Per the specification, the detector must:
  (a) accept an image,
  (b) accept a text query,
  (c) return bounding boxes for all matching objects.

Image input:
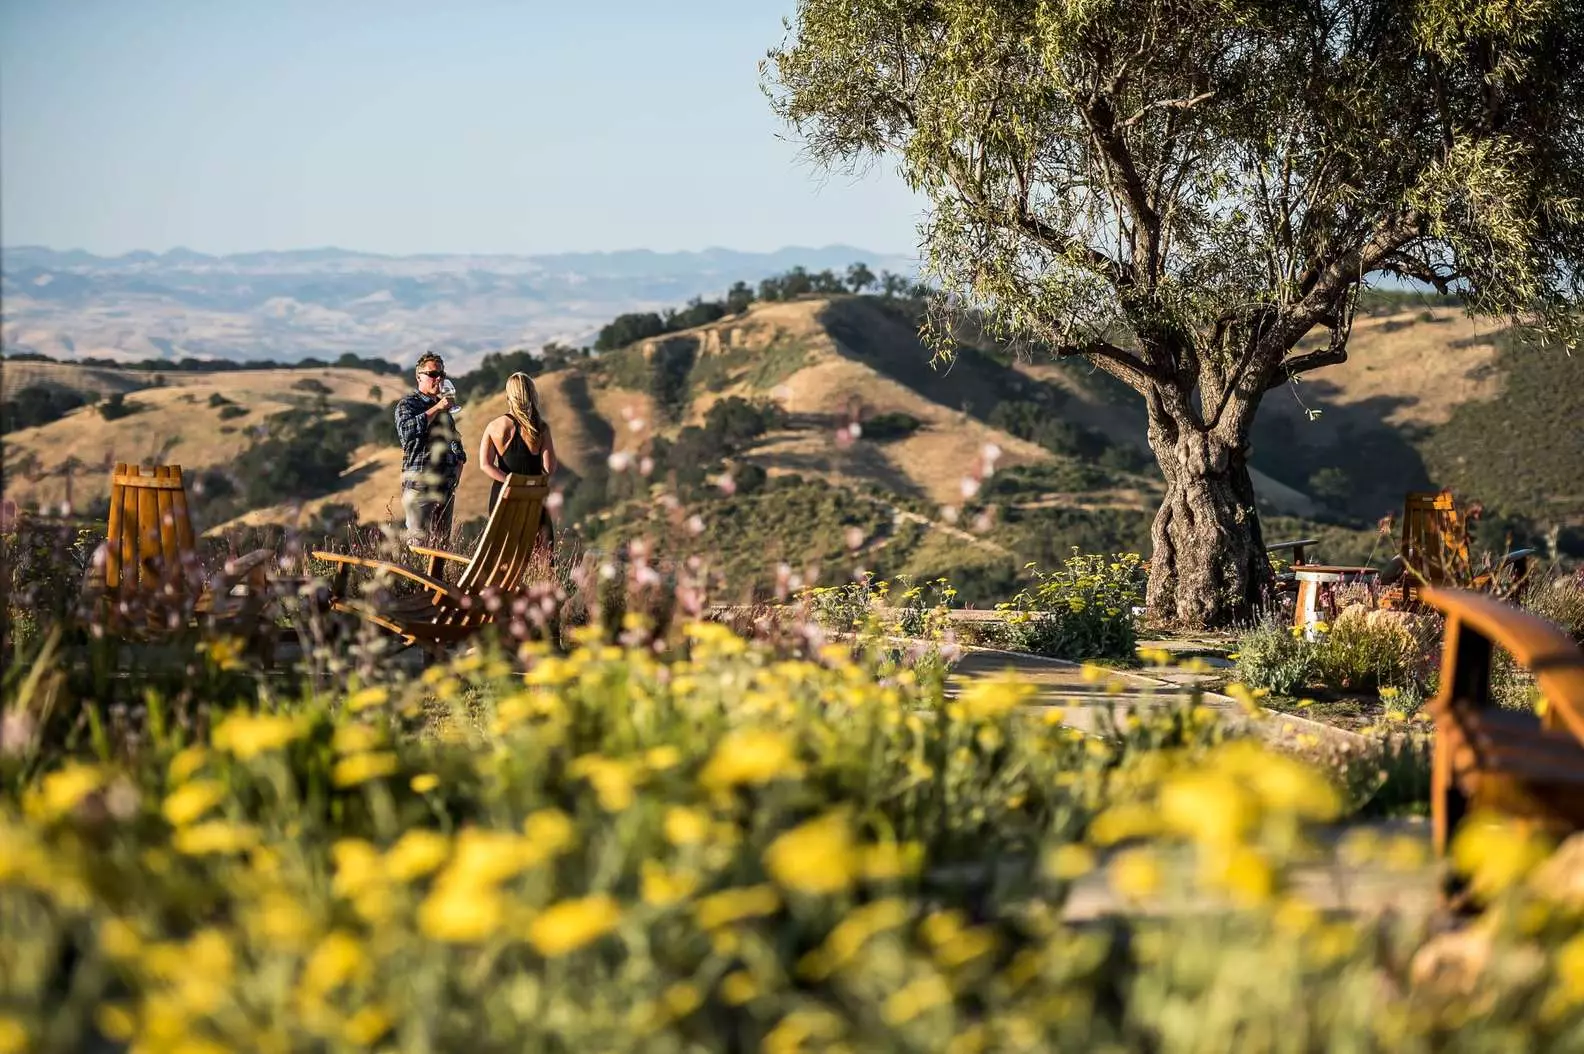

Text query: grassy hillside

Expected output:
[5,292,1579,598]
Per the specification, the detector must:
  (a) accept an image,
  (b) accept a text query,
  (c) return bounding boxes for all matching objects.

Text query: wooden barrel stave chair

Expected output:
[85,463,278,646]
[310,473,552,657]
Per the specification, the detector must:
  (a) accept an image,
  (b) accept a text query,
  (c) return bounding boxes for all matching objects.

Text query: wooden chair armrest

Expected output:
[1422,587,1584,745]
[218,549,276,584]
[1265,538,1319,554]
[408,543,471,565]
[308,550,465,602]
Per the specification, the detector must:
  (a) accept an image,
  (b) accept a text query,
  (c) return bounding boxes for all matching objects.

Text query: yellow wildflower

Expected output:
[343,1006,392,1046]
[1136,646,1171,667]
[252,891,314,950]
[302,931,369,994]
[0,1018,25,1054]
[1207,845,1275,905]
[1110,847,1162,901]
[698,728,801,790]
[1556,933,1584,1005]
[764,812,857,896]
[640,860,701,906]
[527,894,622,957]
[199,635,247,671]
[98,918,142,960]
[446,828,533,886]
[32,762,105,820]
[644,745,682,771]
[1044,843,1096,880]
[860,841,923,881]
[567,754,639,812]
[881,973,953,1026]
[720,970,759,1005]
[798,898,909,980]
[1159,771,1254,849]
[955,675,1034,721]
[410,773,440,794]
[332,723,382,754]
[1088,802,1160,845]
[168,746,208,784]
[211,711,305,760]
[95,1004,135,1042]
[332,839,385,899]
[665,805,711,846]
[345,686,389,712]
[1452,815,1553,898]
[161,779,226,828]
[695,884,781,929]
[384,829,450,882]
[172,820,258,856]
[417,884,505,943]
[663,982,702,1020]
[522,808,576,858]
[332,751,399,788]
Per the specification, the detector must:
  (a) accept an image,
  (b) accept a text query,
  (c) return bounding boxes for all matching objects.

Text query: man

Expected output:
[395,351,466,544]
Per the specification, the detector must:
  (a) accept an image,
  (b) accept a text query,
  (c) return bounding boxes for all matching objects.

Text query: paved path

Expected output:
[943,645,1442,920]
[946,645,1368,748]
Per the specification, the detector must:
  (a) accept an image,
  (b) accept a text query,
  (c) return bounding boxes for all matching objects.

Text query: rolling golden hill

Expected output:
[5,295,1580,572]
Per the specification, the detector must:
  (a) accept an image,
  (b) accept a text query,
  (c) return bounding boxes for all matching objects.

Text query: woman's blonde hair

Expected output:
[505,372,544,449]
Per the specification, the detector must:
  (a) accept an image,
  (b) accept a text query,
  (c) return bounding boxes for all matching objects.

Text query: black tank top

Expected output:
[488,418,547,513]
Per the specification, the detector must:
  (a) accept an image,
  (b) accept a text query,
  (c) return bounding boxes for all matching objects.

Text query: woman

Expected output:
[478,372,558,525]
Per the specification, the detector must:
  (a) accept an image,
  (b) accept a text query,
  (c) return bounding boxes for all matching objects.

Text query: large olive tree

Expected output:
[764,0,1584,626]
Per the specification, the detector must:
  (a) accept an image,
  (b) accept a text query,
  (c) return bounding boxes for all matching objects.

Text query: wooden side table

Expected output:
[1292,565,1379,640]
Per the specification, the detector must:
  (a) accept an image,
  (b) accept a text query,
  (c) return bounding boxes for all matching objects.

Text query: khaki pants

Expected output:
[402,486,455,546]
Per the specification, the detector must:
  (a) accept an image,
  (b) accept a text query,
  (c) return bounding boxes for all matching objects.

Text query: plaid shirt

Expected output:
[395,391,465,493]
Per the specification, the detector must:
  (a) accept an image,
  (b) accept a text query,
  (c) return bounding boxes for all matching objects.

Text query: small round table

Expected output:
[1291,565,1379,640]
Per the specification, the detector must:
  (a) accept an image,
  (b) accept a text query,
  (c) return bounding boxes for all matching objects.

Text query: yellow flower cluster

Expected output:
[4,610,1582,1052]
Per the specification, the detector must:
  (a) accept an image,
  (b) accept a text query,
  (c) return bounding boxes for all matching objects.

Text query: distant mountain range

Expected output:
[0,244,920,370]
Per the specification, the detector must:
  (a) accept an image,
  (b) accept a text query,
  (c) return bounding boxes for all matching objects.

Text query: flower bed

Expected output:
[4,620,1584,1050]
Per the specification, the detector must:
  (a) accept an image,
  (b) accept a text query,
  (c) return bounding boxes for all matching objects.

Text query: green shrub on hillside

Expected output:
[96,392,139,421]
[0,385,90,433]
[860,411,923,441]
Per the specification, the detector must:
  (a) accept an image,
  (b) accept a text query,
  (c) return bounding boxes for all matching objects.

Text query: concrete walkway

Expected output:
[943,645,1442,919]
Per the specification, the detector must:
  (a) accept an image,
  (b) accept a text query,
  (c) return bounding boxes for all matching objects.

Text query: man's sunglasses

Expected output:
[418,370,445,379]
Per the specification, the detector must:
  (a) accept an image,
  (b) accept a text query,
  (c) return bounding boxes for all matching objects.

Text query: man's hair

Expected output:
[416,351,445,372]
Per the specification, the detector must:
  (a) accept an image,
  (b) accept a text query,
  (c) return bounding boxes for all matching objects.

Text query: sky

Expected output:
[0,0,927,257]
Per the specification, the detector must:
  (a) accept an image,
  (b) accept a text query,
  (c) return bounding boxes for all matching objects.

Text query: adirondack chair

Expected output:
[84,463,277,644]
[1380,490,1535,608]
[1421,587,1584,908]
[310,473,552,656]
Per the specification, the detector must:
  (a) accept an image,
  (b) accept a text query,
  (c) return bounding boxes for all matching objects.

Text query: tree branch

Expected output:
[1117,89,1216,129]
[1264,346,1347,390]
[1011,210,1135,289]
[1051,338,1164,392]
[1378,252,1461,295]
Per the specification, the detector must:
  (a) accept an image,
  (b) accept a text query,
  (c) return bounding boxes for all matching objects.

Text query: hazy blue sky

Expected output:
[1,0,926,256]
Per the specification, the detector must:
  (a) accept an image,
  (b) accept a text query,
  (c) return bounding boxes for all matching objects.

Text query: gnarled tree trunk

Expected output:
[1144,405,1273,628]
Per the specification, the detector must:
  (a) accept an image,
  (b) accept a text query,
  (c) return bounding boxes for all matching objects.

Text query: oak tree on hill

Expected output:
[765,0,1584,626]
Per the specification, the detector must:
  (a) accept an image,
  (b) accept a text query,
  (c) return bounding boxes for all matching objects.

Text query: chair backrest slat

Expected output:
[455,474,549,596]
[118,470,141,596]
[170,465,196,555]
[155,466,181,571]
[106,462,128,590]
